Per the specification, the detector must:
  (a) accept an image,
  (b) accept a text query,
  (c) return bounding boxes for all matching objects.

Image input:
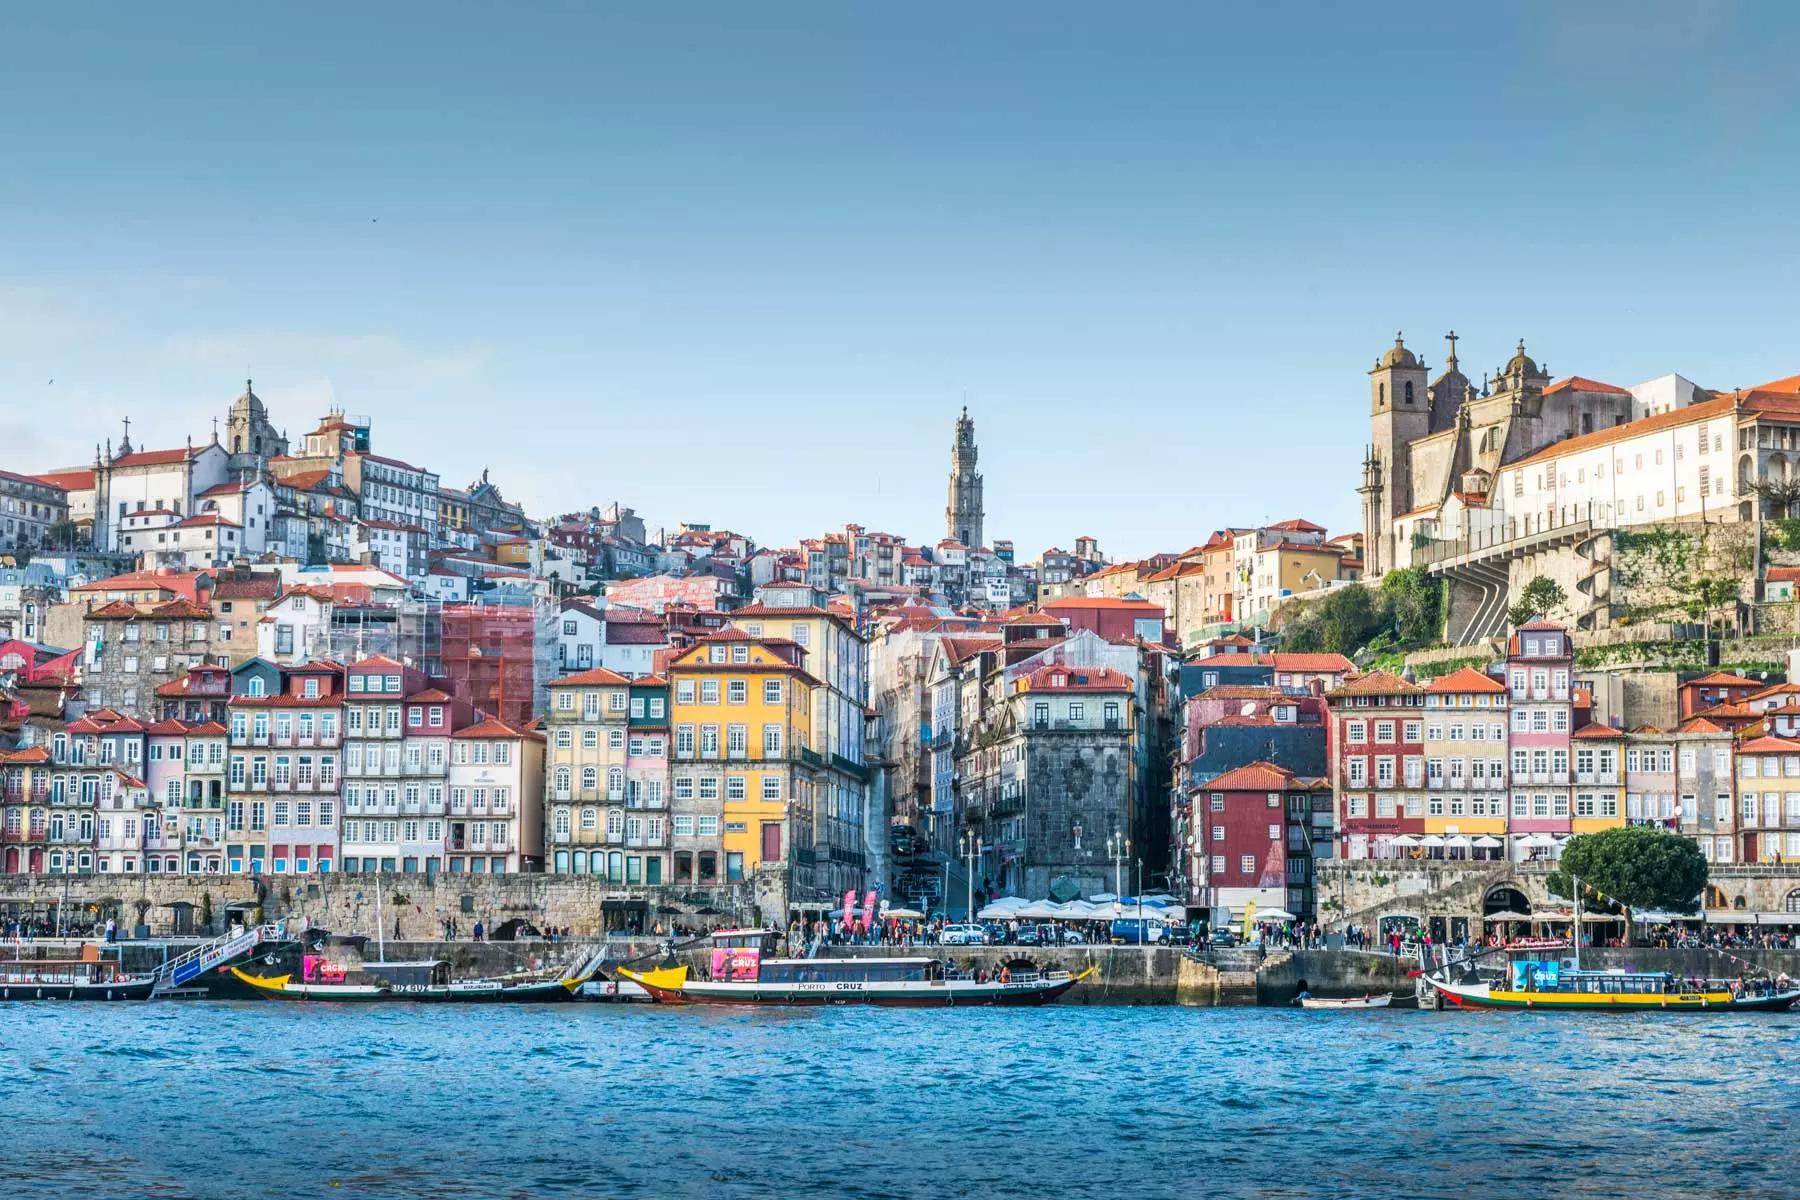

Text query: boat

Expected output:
[1299,993,1393,1010]
[1430,966,1800,1013]
[617,956,1093,1007]
[229,946,605,1003]
[1426,870,1800,1014]
[0,948,155,1001]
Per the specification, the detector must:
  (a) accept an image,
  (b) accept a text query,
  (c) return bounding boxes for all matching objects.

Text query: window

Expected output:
[1239,855,1255,875]
[700,680,719,705]
[1345,721,1366,744]
[1374,721,1394,744]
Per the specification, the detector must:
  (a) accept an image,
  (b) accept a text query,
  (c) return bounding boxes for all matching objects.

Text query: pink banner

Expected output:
[864,890,879,931]
[842,890,856,928]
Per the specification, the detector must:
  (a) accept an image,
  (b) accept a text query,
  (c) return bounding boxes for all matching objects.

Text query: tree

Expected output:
[1507,575,1568,628]
[1314,583,1382,655]
[1545,826,1707,946]
[1379,567,1444,646]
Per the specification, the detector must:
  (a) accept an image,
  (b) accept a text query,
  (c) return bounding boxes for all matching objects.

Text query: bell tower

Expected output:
[945,407,984,549]
[1365,332,1430,578]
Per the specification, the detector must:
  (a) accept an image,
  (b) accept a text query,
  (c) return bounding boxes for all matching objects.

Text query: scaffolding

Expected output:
[437,598,559,727]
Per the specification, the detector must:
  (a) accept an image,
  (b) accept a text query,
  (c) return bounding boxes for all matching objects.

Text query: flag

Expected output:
[842,890,856,928]
[864,890,879,930]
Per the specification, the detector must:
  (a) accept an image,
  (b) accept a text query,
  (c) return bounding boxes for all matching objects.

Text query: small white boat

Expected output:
[1298,993,1393,1010]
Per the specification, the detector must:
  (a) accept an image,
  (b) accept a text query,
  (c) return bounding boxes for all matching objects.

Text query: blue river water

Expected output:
[2,1002,1795,1199]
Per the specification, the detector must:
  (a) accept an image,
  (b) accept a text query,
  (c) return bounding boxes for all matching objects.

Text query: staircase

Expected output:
[156,924,279,991]
[1210,946,1269,1006]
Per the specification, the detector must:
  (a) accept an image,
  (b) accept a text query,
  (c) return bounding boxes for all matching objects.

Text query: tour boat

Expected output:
[1430,969,1800,1013]
[229,950,602,1003]
[617,957,1094,1006]
[0,954,155,1001]
[1427,871,1800,1014]
[1298,993,1393,1010]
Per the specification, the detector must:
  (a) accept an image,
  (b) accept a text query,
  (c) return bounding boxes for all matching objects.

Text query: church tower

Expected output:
[1363,333,1430,577]
[945,407,984,548]
[225,379,290,477]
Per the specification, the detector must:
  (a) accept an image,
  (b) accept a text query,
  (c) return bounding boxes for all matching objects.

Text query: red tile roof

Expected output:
[1736,735,1800,754]
[113,447,194,467]
[1267,518,1326,533]
[1270,652,1356,674]
[1676,716,1728,734]
[1685,671,1756,688]
[1766,567,1800,584]
[1329,670,1422,698]
[30,469,94,493]
[1425,666,1507,694]
[1041,596,1162,612]
[1572,723,1626,739]
[552,667,631,686]
[1509,394,1736,469]
[1203,761,1297,791]
[1020,664,1132,693]
[452,717,533,740]
[1543,376,1631,397]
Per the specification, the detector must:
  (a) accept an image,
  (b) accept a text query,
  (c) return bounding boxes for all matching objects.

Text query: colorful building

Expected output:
[544,667,635,877]
[1421,667,1509,852]
[1326,670,1425,859]
[1505,620,1575,852]
[448,717,545,874]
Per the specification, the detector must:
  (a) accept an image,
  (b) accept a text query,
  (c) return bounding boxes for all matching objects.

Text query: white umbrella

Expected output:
[1088,893,1118,903]
[1254,909,1298,923]
[1519,833,1559,848]
[1483,910,1534,922]
[1387,834,1421,847]
[1472,835,1503,848]
[882,907,925,920]
[1444,835,1473,847]
[1016,902,1062,921]
[1418,835,1447,848]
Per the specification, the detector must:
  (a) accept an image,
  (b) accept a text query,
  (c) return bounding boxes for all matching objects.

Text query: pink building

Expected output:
[1505,619,1575,855]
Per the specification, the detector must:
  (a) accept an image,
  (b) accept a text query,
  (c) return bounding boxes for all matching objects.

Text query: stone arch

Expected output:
[1482,883,1530,916]
[1703,885,1727,909]
[1733,895,1748,910]
[1739,454,1755,493]
[1404,381,1414,406]
[1786,889,1800,915]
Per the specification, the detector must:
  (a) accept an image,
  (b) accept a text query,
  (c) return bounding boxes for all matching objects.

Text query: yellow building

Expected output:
[729,589,869,901]
[1570,724,1626,835]
[1422,667,1510,843]
[668,630,817,916]
[543,667,638,877]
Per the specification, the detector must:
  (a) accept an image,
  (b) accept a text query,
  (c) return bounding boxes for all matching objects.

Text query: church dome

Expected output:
[1380,333,1417,369]
[1505,340,1538,376]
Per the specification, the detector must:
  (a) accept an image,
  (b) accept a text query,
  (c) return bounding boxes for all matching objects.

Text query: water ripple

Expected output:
[0,1004,1793,1198]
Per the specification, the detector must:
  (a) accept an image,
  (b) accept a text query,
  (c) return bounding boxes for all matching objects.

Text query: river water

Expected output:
[3,1002,1793,1199]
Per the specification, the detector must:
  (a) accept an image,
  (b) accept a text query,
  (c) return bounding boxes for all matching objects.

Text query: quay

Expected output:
[13,932,1796,1006]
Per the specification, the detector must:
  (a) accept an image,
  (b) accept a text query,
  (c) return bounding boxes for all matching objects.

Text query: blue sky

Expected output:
[3,3,1798,560]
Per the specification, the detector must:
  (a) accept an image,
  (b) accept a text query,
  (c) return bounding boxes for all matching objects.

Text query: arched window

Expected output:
[607,767,624,798]
[580,766,597,791]
[606,809,623,837]
[253,436,261,455]
[1404,381,1414,405]
[580,806,597,830]
[553,766,570,796]
[1377,383,1385,407]
[1703,885,1727,909]
[1785,889,1800,914]
[233,436,242,453]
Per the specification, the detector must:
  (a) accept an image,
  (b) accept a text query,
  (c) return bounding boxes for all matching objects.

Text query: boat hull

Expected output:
[618,965,1093,1007]
[0,977,156,1002]
[1300,994,1393,1010]
[1433,978,1800,1013]
[229,968,587,1003]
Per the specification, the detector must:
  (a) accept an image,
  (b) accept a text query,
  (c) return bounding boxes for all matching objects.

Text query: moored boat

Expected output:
[0,949,155,1001]
[617,956,1094,1007]
[229,946,604,1003]
[1299,993,1393,1010]
[1430,967,1800,1013]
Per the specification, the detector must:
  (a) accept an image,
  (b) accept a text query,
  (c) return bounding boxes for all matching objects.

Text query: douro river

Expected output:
[3,1002,1792,1198]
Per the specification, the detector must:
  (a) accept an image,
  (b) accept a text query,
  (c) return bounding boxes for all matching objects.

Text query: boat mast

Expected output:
[1572,873,1581,974]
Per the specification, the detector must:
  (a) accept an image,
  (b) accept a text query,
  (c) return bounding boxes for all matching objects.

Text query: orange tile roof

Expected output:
[1268,518,1326,532]
[552,667,632,686]
[113,447,194,467]
[452,717,531,739]
[1736,735,1800,754]
[30,469,94,492]
[1686,671,1756,688]
[1041,596,1162,612]
[1425,666,1507,694]
[1543,376,1630,396]
[1572,723,1626,739]
[1676,716,1728,734]
[1270,653,1355,674]
[1203,761,1298,791]
[1020,664,1132,693]
[1509,394,1736,469]
[1330,669,1422,697]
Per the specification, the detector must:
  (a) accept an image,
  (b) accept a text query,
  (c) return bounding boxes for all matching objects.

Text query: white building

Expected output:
[448,717,546,874]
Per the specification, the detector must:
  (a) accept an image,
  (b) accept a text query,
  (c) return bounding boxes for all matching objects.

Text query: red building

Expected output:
[1326,670,1426,859]
[1039,596,1168,644]
[1194,761,1332,921]
[439,604,536,730]
[1679,671,1762,720]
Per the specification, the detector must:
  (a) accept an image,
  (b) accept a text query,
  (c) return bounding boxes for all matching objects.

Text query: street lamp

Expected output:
[1107,834,1132,940]
[959,831,984,921]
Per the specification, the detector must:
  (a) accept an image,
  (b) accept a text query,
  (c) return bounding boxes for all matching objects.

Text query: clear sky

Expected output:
[3,3,1798,561]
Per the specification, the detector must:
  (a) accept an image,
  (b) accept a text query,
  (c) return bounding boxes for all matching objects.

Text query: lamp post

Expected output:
[959,831,984,921]
[1107,834,1131,936]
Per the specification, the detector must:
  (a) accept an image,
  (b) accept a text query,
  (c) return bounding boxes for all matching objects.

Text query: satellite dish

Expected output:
[1240,701,1257,717]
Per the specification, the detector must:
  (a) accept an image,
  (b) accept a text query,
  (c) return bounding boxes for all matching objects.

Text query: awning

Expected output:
[1418,835,1447,848]
[1254,909,1298,923]
[1483,910,1535,922]
[1471,836,1504,848]
[1704,910,1800,925]
[1387,835,1421,847]
[1444,835,1473,848]
[1518,834,1561,848]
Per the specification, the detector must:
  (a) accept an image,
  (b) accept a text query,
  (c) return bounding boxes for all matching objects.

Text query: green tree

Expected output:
[1507,575,1568,628]
[1379,567,1444,646]
[1545,826,1707,947]
[1315,583,1381,655]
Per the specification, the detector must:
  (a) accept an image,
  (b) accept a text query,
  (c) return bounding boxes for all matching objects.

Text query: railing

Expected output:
[158,924,278,989]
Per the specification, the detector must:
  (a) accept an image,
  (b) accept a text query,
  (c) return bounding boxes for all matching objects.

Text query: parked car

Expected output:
[1012,926,1043,947]
[1039,924,1085,946]
[1209,928,1239,948]
[937,924,987,946]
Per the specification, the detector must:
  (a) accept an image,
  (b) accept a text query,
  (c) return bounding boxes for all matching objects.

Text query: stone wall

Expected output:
[0,872,768,939]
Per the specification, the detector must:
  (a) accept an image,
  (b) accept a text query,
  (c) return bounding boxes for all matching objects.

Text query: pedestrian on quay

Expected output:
[473,920,485,942]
